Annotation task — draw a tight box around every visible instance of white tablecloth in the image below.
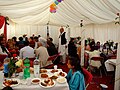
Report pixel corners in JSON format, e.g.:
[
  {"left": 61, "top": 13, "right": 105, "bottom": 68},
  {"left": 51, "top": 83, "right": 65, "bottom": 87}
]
[
  {"left": 105, "top": 59, "right": 116, "bottom": 71},
  {"left": 0, "top": 69, "right": 69, "bottom": 90}
]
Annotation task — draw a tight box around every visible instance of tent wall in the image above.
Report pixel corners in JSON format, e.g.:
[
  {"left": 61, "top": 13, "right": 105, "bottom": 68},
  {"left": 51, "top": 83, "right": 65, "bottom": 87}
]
[{"left": 0, "top": 22, "right": 119, "bottom": 45}]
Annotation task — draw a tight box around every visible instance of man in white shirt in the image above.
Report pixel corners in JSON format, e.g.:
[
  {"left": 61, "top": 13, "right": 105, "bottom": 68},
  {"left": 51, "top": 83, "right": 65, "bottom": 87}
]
[
  {"left": 19, "top": 41, "right": 35, "bottom": 59},
  {"left": 58, "top": 27, "right": 67, "bottom": 64}
]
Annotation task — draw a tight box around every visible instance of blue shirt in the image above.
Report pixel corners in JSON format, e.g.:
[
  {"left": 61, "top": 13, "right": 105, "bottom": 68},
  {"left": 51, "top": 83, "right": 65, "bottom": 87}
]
[
  {"left": 66, "top": 69, "right": 86, "bottom": 90},
  {"left": 4, "top": 63, "right": 9, "bottom": 73}
]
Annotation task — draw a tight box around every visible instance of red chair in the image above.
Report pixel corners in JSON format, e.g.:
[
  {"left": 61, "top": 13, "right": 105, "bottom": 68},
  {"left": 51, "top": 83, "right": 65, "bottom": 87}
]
[
  {"left": 47, "top": 52, "right": 60, "bottom": 63},
  {"left": 82, "top": 68, "right": 93, "bottom": 88},
  {"left": 44, "top": 53, "right": 60, "bottom": 69},
  {"left": 0, "top": 55, "right": 7, "bottom": 67}
]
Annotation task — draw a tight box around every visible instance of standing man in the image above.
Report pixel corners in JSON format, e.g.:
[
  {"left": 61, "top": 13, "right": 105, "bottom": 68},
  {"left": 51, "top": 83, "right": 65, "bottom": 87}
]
[{"left": 58, "top": 27, "right": 67, "bottom": 64}]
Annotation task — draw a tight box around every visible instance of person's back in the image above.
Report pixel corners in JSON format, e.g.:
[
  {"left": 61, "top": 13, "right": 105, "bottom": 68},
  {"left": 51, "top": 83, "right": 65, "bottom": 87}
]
[
  {"left": 68, "top": 38, "right": 77, "bottom": 57},
  {"left": 35, "top": 42, "right": 52, "bottom": 68},
  {"left": 47, "top": 40, "right": 58, "bottom": 56},
  {"left": 19, "top": 41, "right": 35, "bottom": 59}
]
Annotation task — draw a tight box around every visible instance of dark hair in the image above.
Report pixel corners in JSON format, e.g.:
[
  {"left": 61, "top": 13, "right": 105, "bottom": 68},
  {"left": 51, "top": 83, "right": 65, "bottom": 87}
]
[
  {"left": 19, "top": 37, "right": 23, "bottom": 41},
  {"left": 68, "top": 56, "right": 84, "bottom": 75},
  {"left": 2, "top": 86, "right": 13, "bottom": 90},
  {"left": 12, "top": 36, "right": 17, "bottom": 41},
  {"left": 24, "top": 41, "right": 29, "bottom": 46}
]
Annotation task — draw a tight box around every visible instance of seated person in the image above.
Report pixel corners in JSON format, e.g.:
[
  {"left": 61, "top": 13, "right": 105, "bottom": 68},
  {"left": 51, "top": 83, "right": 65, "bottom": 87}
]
[
  {"left": 47, "top": 39, "right": 60, "bottom": 64},
  {"left": 66, "top": 56, "right": 85, "bottom": 90},
  {"left": 29, "top": 37, "right": 35, "bottom": 48},
  {"left": 19, "top": 41, "right": 35, "bottom": 59},
  {"left": 18, "top": 37, "right": 25, "bottom": 50},
  {"left": 35, "top": 42, "right": 52, "bottom": 68},
  {"left": 47, "top": 38, "right": 58, "bottom": 56},
  {"left": 0, "top": 36, "right": 10, "bottom": 56}
]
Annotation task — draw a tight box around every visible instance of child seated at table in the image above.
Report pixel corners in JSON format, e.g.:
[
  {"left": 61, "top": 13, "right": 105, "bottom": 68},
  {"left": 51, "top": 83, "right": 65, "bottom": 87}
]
[{"left": 66, "top": 56, "right": 85, "bottom": 90}]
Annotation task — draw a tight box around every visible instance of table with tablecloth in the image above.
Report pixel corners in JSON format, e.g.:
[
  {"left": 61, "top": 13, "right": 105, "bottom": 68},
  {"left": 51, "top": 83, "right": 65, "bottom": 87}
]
[{"left": 0, "top": 69, "right": 69, "bottom": 90}]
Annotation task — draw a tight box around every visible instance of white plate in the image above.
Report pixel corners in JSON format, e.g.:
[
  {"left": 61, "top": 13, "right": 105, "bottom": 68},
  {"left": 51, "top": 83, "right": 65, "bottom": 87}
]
[
  {"left": 54, "top": 72, "right": 67, "bottom": 77},
  {"left": 3, "top": 78, "right": 20, "bottom": 87},
  {"left": 100, "top": 84, "right": 108, "bottom": 88},
  {"left": 31, "top": 78, "right": 40, "bottom": 84},
  {"left": 56, "top": 77, "right": 67, "bottom": 84},
  {"left": 39, "top": 80, "right": 56, "bottom": 88}
]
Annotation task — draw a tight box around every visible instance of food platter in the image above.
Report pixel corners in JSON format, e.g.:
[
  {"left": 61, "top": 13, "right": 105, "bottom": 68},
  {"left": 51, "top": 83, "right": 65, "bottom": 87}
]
[
  {"left": 31, "top": 78, "right": 40, "bottom": 84},
  {"left": 56, "top": 77, "right": 67, "bottom": 84},
  {"left": 3, "top": 78, "right": 20, "bottom": 87},
  {"left": 54, "top": 71, "right": 67, "bottom": 77},
  {"left": 39, "top": 79, "right": 56, "bottom": 88}
]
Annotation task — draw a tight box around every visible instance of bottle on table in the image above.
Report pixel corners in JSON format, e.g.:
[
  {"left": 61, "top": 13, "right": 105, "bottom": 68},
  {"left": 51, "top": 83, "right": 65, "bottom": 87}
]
[
  {"left": 23, "top": 57, "right": 30, "bottom": 79},
  {"left": 34, "top": 57, "right": 40, "bottom": 78}
]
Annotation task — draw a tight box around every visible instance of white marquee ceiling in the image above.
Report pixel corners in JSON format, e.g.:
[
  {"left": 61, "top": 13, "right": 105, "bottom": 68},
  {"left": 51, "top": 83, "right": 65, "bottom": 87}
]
[{"left": 0, "top": 0, "right": 120, "bottom": 27}]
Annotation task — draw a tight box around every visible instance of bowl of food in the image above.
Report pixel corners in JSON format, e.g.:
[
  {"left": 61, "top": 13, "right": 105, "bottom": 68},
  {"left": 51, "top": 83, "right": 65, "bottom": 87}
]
[
  {"left": 31, "top": 78, "right": 40, "bottom": 84},
  {"left": 56, "top": 77, "right": 67, "bottom": 84}
]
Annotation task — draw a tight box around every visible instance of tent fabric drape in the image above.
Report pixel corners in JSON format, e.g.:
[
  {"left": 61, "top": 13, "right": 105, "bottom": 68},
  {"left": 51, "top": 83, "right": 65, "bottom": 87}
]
[
  {"left": 0, "top": 0, "right": 120, "bottom": 26},
  {"left": 0, "top": 16, "right": 5, "bottom": 29}
]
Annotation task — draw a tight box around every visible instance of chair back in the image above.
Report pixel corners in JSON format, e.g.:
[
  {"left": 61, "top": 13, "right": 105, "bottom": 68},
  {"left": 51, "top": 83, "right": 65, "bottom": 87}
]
[
  {"left": 82, "top": 68, "right": 93, "bottom": 87},
  {"left": 91, "top": 57, "right": 103, "bottom": 61}
]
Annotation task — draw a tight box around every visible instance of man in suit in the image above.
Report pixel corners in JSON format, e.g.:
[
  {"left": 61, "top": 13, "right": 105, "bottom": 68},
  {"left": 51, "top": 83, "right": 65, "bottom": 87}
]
[{"left": 58, "top": 27, "right": 67, "bottom": 64}]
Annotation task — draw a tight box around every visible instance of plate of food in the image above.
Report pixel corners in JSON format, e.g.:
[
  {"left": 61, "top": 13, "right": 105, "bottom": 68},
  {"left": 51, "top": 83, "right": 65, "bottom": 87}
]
[
  {"left": 3, "top": 78, "right": 20, "bottom": 87},
  {"left": 50, "top": 69, "right": 58, "bottom": 73},
  {"left": 40, "top": 73, "right": 49, "bottom": 78},
  {"left": 50, "top": 75, "right": 58, "bottom": 80},
  {"left": 40, "top": 69, "right": 47, "bottom": 73},
  {"left": 31, "top": 78, "right": 40, "bottom": 84},
  {"left": 54, "top": 71, "right": 67, "bottom": 77},
  {"left": 39, "top": 78, "right": 56, "bottom": 88},
  {"left": 56, "top": 77, "right": 67, "bottom": 84}
]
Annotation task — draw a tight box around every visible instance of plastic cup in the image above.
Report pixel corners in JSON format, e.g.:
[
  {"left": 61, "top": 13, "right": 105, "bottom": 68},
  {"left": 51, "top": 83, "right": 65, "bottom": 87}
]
[
  {"left": 54, "top": 65, "right": 57, "bottom": 70},
  {"left": 27, "top": 78, "right": 31, "bottom": 85}
]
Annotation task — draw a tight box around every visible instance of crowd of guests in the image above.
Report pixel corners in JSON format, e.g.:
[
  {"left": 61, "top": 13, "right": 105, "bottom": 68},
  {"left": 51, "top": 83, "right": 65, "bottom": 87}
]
[
  {"left": 0, "top": 33, "right": 59, "bottom": 68},
  {"left": 0, "top": 30, "right": 118, "bottom": 90},
  {"left": 0, "top": 28, "right": 87, "bottom": 90}
]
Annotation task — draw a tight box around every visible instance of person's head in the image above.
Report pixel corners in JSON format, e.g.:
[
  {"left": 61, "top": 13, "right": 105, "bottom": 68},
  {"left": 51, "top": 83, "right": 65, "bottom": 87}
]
[
  {"left": 24, "top": 41, "right": 29, "bottom": 46},
  {"left": 34, "top": 36, "right": 38, "bottom": 42},
  {"left": 70, "top": 38, "right": 75, "bottom": 42},
  {"left": 60, "top": 27, "right": 64, "bottom": 34},
  {"left": 18, "top": 37, "right": 23, "bottom": 41},
  {"left": 38, "top": 35, "right": 41, "bottom": 38},
  {"left": 2, "top": 86, "right": 13, "bottom": 90},
  {"left": 29, "top": 37, "right": 34, "bottom": 42},
  {"left": 12, "top": 36, "right": 17, "bottom": 41},
  {"left": 0, "top": 36, "right": 6, "bottom": 46},
  {"left": 37, "top": 42, "right": 43, "bottom": 47},
  {"left": 67, "top": 56, "right": 82, "bottom": 71}
]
